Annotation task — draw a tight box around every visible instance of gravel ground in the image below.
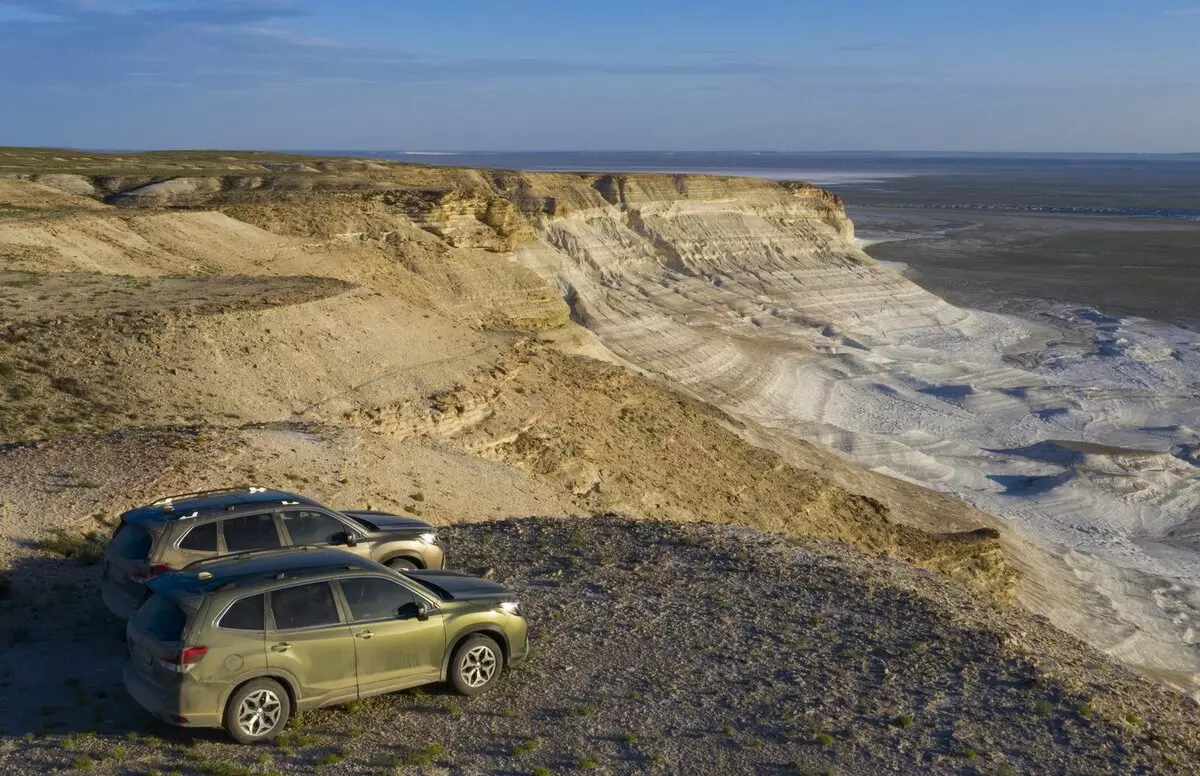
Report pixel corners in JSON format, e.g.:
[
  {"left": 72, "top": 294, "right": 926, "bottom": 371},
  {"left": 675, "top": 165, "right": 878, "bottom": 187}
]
[{"left": 1, "top": 517, "right": 1197, "bottom": 775}]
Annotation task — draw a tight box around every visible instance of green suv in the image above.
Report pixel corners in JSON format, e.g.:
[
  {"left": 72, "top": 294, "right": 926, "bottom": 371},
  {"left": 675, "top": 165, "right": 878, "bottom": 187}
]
[
  {"left": 124, "top": 547, "right": 528, "bottom": 743},
  {"left": 102, "top": 487, "right": 445, "bottom": 620}
]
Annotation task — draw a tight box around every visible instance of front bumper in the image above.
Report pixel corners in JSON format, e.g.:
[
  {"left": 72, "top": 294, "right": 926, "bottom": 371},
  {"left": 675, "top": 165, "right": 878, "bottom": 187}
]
[{"left": 508, "top": 618, "right": 531, "bottom": 667}]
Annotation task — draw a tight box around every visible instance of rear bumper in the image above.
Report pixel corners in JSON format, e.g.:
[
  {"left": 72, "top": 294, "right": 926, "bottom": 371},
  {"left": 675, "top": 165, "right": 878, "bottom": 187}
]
[
  {"left": 101, "top": 578, "right": 143, "bottom": 621},
  {"left": 123, "top": 664, "right": 220, "bottom": 729}
]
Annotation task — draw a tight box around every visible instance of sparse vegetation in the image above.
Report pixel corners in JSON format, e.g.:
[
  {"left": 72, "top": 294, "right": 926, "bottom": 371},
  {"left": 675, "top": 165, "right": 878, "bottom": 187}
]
[
  {"left": 38, "top": 529, "right": 105, "bottom": 564},
  {"left": 577, "top": 755, "right": 599, "bottom": 769},
  {"left": 894, "top": 713, "right": 913, "bottom": 728},
  {"left": 395, "top": 742, "right": 444, "bottom": 766},
  {"left": 512, "top": 738, "right": 540, "bottom": 757}
]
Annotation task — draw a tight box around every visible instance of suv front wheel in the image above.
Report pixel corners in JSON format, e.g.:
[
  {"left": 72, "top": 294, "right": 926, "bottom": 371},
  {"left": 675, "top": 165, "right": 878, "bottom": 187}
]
[
  {"left": 225, "top": 678, "right": 291, "bottom": 744},
  {"left": 450, "top": 634, "right": 503, "bottom": 696}
]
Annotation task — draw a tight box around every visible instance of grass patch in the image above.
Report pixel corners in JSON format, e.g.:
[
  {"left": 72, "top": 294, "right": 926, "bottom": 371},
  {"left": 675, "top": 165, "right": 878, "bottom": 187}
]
[
  {"left": 533, "top": 769, "right": 551, "bottom": 776},
  {"left": 275, "top": 729, "right": 320, "bottom": 749},
  {"left": 71, "top": 756, "right": 93, "bottom": 772},
  {"left": 1033, "top": 699, "right": 1054, "bottom": 717},
  {"left": 893, "top": 714, "right": 914, "bottom": 728},
  {"left": 577, "top": 755, "right": 599, "bottom": 769},
  {"left": 316, "top": 748, "right": 346, "bottom": 767},
  {"left": 196, "top": 762, "right": 253, "bottom": 776},
  {"left": 395, "top": 742, "right": 444, "bottom": 766},
  {"left": 511, "top": 738, "right": 540, "bottom": 757},
  {"left": 38, "top": 529, "right": 105, "bottom": 564}
]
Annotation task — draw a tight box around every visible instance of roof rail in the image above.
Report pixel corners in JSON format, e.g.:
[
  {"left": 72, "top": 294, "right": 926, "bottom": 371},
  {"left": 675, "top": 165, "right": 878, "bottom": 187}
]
[{"left": 151, "top": 486, "right": 268, "bottom": 507}]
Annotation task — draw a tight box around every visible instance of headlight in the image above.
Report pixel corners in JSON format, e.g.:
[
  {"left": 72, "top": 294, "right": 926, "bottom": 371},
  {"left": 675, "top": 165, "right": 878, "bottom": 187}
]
[
  {"left": 499, "top": 600, "right": 522, "bottom": 616},
  {"left": 418, "top": 532, "right": 438, "bottom": 545}
]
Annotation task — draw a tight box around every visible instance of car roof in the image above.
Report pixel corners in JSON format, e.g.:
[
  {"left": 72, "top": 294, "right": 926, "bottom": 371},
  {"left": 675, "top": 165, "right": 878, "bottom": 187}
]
[
  {"left": 121, "top": 487, "right": 322, "bottom": 526},
  {"left": 150, "top": 547, "right": 388, "bottom": 600}
]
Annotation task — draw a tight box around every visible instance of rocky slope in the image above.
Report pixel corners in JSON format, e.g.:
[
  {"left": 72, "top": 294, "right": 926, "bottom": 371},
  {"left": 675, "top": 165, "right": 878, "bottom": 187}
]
[{"left": 0, "top": 149, "right": 1197, "bottom": 761}]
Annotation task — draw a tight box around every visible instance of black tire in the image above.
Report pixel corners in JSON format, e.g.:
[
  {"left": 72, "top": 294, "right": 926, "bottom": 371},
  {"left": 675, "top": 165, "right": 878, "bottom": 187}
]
[
  {"left": 449, "top": 634, "right": 503, "bottom": 696},
  {"left": 386, "top": 557, "right": 419, "bottom": 571},
  {"left": 224, "top": 678, "right": 291, "bottom": 745}
]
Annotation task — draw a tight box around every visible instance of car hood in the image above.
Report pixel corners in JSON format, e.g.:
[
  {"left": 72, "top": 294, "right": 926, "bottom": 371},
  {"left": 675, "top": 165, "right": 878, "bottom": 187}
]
[
  {"left": 341, "top": 510, "right": 432, "bottom": 534},
  {"left": 405, "top": 569, "right": 512, "bottom": 602}
]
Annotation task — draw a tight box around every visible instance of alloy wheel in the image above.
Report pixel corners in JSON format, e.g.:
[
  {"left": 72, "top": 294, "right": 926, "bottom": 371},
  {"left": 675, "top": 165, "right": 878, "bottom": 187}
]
[
  {"left": 461, "top": 645, "right": 497, "bottom": 688},
  {"left": 237, "top": 688, "right": 282, "bottom": 737}
]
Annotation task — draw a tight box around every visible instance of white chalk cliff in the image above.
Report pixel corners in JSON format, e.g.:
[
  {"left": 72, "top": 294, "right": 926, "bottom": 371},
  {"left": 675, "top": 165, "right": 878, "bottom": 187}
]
[{"left": 508, "top": 174, "right": 1200, "bottom": 697}]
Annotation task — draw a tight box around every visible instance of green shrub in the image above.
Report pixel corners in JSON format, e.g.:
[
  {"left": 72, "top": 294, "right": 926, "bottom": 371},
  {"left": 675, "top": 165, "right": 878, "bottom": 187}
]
[{"left": 38, "top": 529, "right": 105, "bottom": 564}]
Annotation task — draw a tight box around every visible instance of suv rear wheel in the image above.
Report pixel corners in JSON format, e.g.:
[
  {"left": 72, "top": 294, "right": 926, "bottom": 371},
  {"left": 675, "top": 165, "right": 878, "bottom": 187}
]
[
  {"left": 386, "top": 557, "right": 418, "bottom": 571},
  {"left": 225, "top": 678, "right": 291, "bottom": 744},
  {"left": 450, "top": 634, "right": 502, "bottom": 696}
]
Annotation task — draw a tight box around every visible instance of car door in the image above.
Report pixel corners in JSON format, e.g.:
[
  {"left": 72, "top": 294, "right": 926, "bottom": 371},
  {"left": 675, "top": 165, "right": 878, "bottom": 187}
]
[
  {"left": 335, "top": 576, "right": 446, "bottom": 697},
  {"left": 278, "top": 510, "right": 369, "bottom": 558},
  {"left": 265, "top": 581, "right": 358, "bottom": 707},
  {"left": 219, "top": 513, "right": 284, "bottom": 554}
]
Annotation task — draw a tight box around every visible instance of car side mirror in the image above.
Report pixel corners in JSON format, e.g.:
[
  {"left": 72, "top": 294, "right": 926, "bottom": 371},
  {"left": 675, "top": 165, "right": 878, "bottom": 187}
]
[
  {"left": 416, "top": 602, "right": 430, "bottom": 621},
  {"left": 339, "top": 532, "right": 358, "bottom": 547}
]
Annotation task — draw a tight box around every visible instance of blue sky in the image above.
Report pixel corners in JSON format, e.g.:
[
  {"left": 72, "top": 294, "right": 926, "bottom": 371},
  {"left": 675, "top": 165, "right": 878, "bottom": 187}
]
[{"left": 1, "top": 0, "right": 1198, "bottom": 151}]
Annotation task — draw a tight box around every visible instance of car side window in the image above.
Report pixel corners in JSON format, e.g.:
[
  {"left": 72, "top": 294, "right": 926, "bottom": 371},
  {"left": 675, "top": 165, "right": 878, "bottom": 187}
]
[
  {"left": 178, "top": 522, "right": 218, "bottom": 552},
  {"left": 270, "top": 582, "right": 341, "bottom": 630},
  {"left": 280, "top": 510, "right": 349, "bottom": 546},
  {"left": 219, "top": 594, "right": 265, "bottom": 631},
  {"left": 222, "top": 514, "right": 281, "bottom": 552},
  {"left": 340, "top": 577, "right": 420, "bottom": 622}
]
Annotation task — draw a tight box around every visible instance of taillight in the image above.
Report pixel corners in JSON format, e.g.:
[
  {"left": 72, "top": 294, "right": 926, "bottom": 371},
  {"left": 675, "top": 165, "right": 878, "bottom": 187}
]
[
  {"left": 158, "top": 646, "right": 208, "bottom": 673},
  {"left": 133, "top": 564, "right": 173, "bottom": 580}
]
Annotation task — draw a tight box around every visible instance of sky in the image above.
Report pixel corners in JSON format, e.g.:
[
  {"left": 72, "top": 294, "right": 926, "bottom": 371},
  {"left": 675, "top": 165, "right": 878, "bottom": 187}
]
[{"left": 1, "top": 0, "right": 1198, "bottom": 152}]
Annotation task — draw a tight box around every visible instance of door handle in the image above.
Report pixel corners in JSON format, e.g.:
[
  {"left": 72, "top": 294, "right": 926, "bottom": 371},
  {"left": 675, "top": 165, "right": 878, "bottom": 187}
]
[
  {"left": 355, "top": 629, "right": 374, "bottom": 640},
  {"left": 271, "top": 642, "right": 292, "bottom": 652}
]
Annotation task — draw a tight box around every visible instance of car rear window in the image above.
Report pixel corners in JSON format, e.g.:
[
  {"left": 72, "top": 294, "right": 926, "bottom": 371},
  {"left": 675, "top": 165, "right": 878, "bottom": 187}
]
[
  {"left": 219, "top": 594, "right": 265, "bottom": 631},
  {"left": 135, "top": 594, "right": 188, "bottom": 641},
  {"left": 110, "top": 522, "right": 153, "bottom": 560},
  {"left": 179, "top": 522, "right": 218, "bottom": 552}
]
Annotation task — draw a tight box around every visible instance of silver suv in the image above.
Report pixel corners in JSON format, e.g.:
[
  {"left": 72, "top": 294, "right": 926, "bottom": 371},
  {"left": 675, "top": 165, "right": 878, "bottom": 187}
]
[{"left": 102, "top": 487, "right": 444, "bottom": 619}]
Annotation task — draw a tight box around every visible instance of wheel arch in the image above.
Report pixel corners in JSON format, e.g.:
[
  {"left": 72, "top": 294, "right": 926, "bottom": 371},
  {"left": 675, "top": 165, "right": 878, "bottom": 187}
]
[
  {"left": 379, "top": 551, "right": 425, "bottom": 569},
  {"left": 219, "top": 671, "right": 298, "bottom": 725},
  {"left": 440, "top": 626, "right": 511, "bottom": 680}
]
